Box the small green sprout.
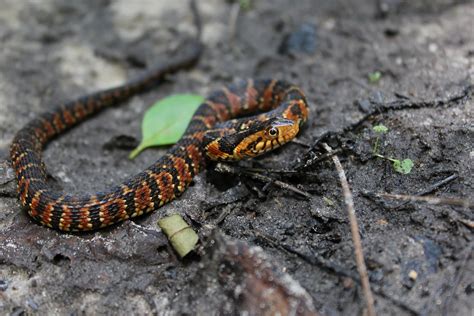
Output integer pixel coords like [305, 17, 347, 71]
[371, 124, 414, 174]
[368, 71, 382, 83]
[239, 0, 251, 10]
[373, 124, 388, 134]
[323, 196, 335, 206]
[372, 124, 388, 155]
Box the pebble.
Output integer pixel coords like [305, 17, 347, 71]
[279, 23, 317, 56]
[370, 91, 385, 104]
[408, 270, 418, 281]
[465, 283, 474, 295]
[26, 298, 39, 311]
[355, 99, 372, 113]
[10, 307, 25, 316]
[370, 269, 385, 283]
[0, 279, 8, 291]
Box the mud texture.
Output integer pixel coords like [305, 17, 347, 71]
[0, 0, 473, 315]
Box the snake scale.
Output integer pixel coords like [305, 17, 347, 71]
[10, 43, 309, 232]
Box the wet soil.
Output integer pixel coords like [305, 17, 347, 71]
[0, 0, 473, 315]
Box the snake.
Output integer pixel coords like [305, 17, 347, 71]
[9, 43, 309, 232]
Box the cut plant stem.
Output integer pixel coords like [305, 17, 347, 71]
[372, 136, 380, 155]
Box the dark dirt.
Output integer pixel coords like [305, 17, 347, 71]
[0, 0, 473, 315]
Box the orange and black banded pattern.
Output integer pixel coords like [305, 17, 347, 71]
[10, 50, 309, 231]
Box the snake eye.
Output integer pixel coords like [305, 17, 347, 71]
[268, 127, 278, 137]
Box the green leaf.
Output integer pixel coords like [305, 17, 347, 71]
[373, 124, 388, 134]
[130, 94, 204, 159]
[368, 71, 382, 83]
[393, 159, 414, 174]
[158, 214, 199, 258]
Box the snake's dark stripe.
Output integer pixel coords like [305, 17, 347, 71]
[10, 47, 309, 231]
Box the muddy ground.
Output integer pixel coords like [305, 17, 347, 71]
[0, 0, 473, 315]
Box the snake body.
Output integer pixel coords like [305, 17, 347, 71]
[10, 45, 309, 232]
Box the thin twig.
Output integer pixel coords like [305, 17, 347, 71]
[228, 2, 240, 42]
[249, 172, 312, 198]
[390, 173, 459, 210]
[291, 138, 312, 148]
[244, 167, 320, 177]
[366, 192, 472, 209]
[190, 0, 202, 41]
[323, 143, 376, 316]
[212, 205, 234, 226]
[253, 228, 360, 280]
[216, 163, 312, 199]
[296, 148, 344, 170]
[416, 173, 459, 195]
[293, 131, 333, 170]
[458, 218, 474, 229]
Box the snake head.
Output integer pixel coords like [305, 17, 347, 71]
[205, 117, 300, 161]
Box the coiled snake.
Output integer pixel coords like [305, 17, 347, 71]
[10, 43, 309, 231]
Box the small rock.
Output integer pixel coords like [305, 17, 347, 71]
[10, 306, 25, 316]
[355, 99, 372, 113]
[465, 283, 474, 295]
[0, 279, 8, 291]
[279, 23, 317, 56]
[370, 91, 385, 104]
[384, 27, 399, 37]
[26, 298, 39, 311]
[103, 135, 139, 151]
[370, 269, 385, 283]
[408, 270, 418, 281]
